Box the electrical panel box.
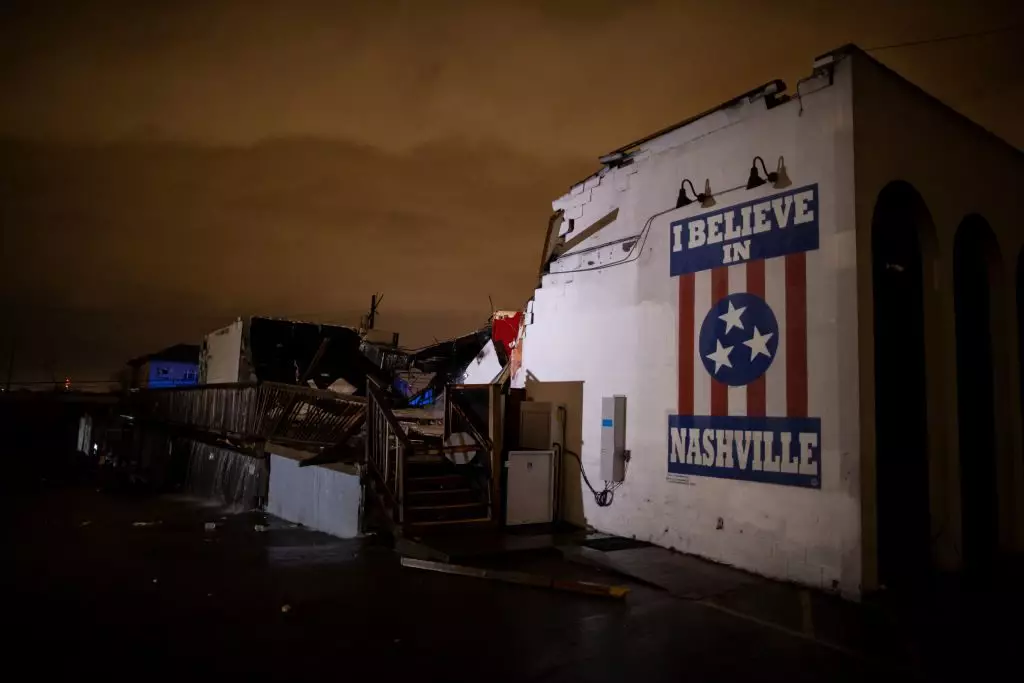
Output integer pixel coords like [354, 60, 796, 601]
[519, 401, 555, 450]
[600, 395, 626, 482]
[505, 450, 555, 525]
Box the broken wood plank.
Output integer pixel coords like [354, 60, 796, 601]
[551, 207, 620, 258]
[400, 556, 629, 599]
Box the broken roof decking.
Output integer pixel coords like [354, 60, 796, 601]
[245, 316, 392, 393]
[407, 327, 490, 367]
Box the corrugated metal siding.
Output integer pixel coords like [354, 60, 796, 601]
[267, 454, 362, 538]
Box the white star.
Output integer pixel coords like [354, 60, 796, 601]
[718, 301, 746, 335]
[706, 340, 734, 375]
[743, 326, 774, 361]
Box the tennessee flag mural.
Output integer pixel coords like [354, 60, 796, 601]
[668, 184, 822, 489]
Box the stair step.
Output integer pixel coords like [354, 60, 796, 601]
[405, 502, 489, 524]
[405, 461, 458, 478]
[407, 516, 492, 528]
[406, 487, 479, 506]
[406, 454, 447, 465]
[406, 474, 468, 492]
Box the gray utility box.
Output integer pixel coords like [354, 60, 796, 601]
[600, 395, 626, 482]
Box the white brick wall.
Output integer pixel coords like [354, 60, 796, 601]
[520, 59, 861, 596]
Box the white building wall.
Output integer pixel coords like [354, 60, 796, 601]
[201, 319, 243, 384]
[519, 59, 860, 594]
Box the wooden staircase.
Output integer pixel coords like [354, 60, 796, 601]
[404, 457, 489, 525]
[365, 378, 493, 536]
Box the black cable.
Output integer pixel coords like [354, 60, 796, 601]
[555, 442, 616, 507]
[551, 182, 749, 277]
[865, 24, 1023, 53]
[551, 208, 666, 276]
[556, 406, 620, 507]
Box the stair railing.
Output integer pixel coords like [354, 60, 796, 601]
[366, 377, 414, 524]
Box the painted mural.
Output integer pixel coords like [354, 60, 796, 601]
[668, 185, 822, 488]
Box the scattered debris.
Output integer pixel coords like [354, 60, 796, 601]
[132, 521, 161, 527]
[152, 578, 159, 584]
[280, 604, 291, 613]
[79, 520, 92, 527]
[207, 593, 213, 598]
[204, 522, 218, 532]
[400, 557, 629, 599]
[254, 524, 269, 532]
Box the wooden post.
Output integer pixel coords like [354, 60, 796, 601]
[488, 383, 503, 526]
[4, 331, 14, 392]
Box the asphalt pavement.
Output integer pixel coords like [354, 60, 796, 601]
[7, 475, 992, 682]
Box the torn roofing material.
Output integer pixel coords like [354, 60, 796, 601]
[400, 326, 493, 401]
[245, 317, 391, 393]
[407, 327, 491, 371]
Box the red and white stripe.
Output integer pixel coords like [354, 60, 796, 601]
[677, 254, 808, 418]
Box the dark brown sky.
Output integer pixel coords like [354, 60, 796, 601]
[2, 0, 1022, 386]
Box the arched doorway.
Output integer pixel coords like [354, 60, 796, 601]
[1018, 249, 1024, 481]
[871, 181, 934, 588]
[953, 215, 1002, 575]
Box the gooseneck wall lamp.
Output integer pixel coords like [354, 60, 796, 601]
[746, 156, 791, 190]
[676, 178, 698, 208]
[676, 178, 716, 209]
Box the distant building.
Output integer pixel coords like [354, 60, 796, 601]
[126, 344, 200, 389]
[513, 45, 1024, 597]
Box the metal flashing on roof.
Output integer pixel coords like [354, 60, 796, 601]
[813, 43, 857, 66]
[812, 53, 837, 70]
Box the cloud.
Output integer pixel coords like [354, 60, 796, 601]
[0, 135, 591, 379]
[4, 1, 1020, 152]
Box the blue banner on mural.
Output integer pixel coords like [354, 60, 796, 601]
[668, 415, 821, 489]
[669, 184, 819, 276]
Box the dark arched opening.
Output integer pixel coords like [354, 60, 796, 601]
[871, 181, 934, 588]
[953, 215, 1001, 575]
[1018, 249, 1024, 489]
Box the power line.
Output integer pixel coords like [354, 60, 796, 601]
[1, 306, 359, 323]
[865, 24, 1024, 53]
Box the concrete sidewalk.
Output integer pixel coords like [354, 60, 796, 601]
[558, 537, 1021, 678]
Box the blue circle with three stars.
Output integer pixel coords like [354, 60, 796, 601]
[698, 292, 779, 386]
